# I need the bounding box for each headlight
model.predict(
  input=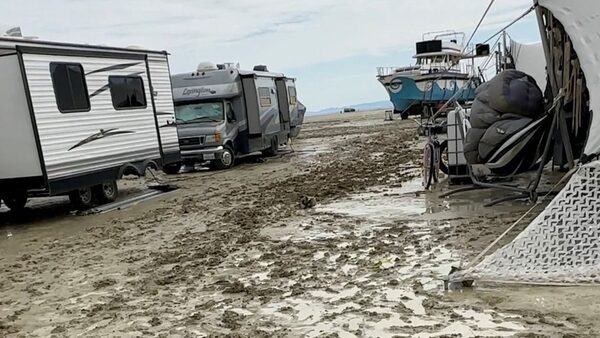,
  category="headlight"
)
[205,133,222,143]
